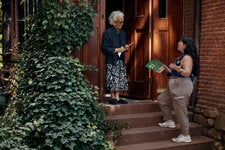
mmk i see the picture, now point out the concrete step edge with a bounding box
[116,136,214,150]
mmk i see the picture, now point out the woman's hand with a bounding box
[114,46,128,53]
[169,63,181,73]
[169,55,193,77]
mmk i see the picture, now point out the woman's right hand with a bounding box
[115,46,127,53]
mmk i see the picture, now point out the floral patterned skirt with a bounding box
[106,60,128,92]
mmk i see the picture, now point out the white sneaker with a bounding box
[158,121,176,128]
[172,134,192,143]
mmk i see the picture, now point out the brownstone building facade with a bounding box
[1,0,225,148]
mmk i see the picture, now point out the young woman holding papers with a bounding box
[157,35,200,143]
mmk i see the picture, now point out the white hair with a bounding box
[108,10,124,25]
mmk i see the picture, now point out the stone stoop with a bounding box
[104,100,214,150]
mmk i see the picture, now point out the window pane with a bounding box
[158,0,166,18]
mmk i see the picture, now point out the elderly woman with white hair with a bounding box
[102,10,129,105]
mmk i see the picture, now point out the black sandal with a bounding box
[108,99,118,105]
[118,99,128,104]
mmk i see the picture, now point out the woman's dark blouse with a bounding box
[102,27,127,65]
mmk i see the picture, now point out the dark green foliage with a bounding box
[23,1,96,54]
[0,95,6,115]
[0,2,2,32]
[0,1,113,149]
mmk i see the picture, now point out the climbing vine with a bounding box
[0,1,114,149]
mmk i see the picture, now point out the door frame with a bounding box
[100,0,183,101]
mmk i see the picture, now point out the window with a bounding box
[158,0,167,18]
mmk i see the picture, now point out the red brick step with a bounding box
[116,136,214,150]
[105,112,163,128]
[105,100,160,116]
[116,123,204,146]
[104,100,214,150]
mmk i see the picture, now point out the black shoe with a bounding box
[118,99,128,104]
[108,99,118,105]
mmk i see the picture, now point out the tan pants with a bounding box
[158,77,193,135]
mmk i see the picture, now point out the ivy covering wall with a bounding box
[0,0,114,149]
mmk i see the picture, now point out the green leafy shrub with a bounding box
[0,1,114,149]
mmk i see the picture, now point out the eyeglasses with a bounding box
[115,21,124,24]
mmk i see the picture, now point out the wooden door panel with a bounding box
[152,31,169,96]
[127,29,147,97]
[124,0,150,99]
[152,0,183,100]
[152,0,169,100]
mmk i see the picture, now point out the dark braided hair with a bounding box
[181,35,200,76]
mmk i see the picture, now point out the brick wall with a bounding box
[197,0,225,112]
[183,0,195,37]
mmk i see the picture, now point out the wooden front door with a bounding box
[152,0,183,100]
[103,0,182,100]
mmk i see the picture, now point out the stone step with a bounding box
[105,111,193,128]
[116,136,214,150]
[105,100,160,116]
[115,123,204,146]
[104,100,214,150]
[105,112,163,128]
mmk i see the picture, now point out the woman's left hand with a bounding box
[169,55,193,77]
[169,63,181,72]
